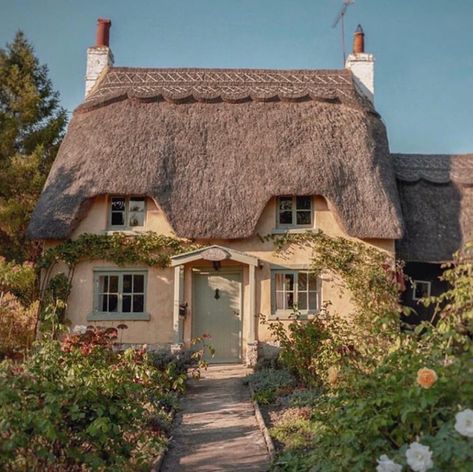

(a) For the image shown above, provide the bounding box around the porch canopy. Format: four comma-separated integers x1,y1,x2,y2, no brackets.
170,245,259,347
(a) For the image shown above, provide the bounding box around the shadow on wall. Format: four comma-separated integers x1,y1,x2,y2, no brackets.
27,163,99,240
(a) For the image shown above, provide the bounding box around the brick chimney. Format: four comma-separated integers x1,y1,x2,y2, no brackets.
345,25,375,104
85,18,114,97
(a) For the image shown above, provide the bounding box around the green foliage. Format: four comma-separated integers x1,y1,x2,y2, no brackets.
0,327,187,471
286,389,321,408
38,232,199,270
262,231,405,388
0,256,36,305
270,408,314,451
272,349,473,471
267,238,473,472
424,241,473,346
0,258,37,357
39,272,71,338
245,368,295,404
267,230,403,350
0,31,67,261
262,308,361,388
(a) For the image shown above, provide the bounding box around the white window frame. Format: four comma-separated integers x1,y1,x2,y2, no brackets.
276,196,313,229
108,196,147,230
412,280,431,301
271,269,321,317
88,269,149,321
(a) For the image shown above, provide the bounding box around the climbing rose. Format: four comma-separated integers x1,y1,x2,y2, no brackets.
376,455,402,472
455,409,473,437
72,325,87,334
416,368,438,389
405,442,433,472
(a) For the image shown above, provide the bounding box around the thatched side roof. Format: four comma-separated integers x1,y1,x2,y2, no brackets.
27,67,404,241
394,153,473,262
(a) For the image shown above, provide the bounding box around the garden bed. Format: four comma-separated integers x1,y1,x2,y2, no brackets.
0,327,204,472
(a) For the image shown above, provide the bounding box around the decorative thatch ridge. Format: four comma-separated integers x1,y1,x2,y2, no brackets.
394,154,473,262
79,67,371,111
27,67,403,241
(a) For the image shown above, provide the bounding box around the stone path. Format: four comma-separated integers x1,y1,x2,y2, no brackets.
161,364,270,472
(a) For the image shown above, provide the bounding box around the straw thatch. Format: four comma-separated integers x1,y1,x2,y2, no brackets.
394,153,473,262
27,67,403,241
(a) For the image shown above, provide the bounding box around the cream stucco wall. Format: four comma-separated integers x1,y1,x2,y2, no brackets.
46,195,394,356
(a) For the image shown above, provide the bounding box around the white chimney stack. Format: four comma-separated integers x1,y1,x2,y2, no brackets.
85,18,114,97
345,25,374,104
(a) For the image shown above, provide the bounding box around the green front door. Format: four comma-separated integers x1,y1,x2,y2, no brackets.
193,269,242,363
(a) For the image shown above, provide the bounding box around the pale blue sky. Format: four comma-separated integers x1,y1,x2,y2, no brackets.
2,0,472,153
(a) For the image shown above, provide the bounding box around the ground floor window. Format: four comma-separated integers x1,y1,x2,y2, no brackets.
412,280,431,301
271,270,321,316
92,270,147,319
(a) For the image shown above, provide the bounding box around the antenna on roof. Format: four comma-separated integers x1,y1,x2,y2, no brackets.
332,0,355,65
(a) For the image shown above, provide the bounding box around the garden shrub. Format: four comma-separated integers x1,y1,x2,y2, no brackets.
269,240,473,472
0,293,37,359
0,258,37,358
272,348,473,471
245,368,296,404
286,389,321,408
270,407,314,451
0,326,187,471
262,231,405,388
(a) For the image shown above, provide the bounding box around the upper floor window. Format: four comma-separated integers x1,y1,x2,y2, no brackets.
277,196,312,228
271,270,321,316
109,196,145,229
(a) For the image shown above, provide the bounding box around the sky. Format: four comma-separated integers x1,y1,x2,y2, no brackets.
1,0,472,154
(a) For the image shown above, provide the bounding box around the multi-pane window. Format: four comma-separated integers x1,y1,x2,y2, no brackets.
272,270,320,314
95,271,146,315
110,197,145,228
412,280,431,301
277,196,312,227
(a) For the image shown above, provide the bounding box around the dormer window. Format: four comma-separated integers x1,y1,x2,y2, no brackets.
277,196,312,227
109,196,145,229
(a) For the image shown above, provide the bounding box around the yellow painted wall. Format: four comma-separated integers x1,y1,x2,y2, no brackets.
47,195,394,353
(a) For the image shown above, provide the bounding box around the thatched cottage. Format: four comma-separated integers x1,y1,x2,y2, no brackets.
28,19,473,363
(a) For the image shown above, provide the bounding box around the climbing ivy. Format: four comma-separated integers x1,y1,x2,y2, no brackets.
262,230,406,360
35,232,199,335
37,232,199,270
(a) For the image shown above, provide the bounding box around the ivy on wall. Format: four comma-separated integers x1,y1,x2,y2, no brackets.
262,230,407,360
35,232,200,334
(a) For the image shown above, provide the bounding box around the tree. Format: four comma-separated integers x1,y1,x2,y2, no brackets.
0,31,67,262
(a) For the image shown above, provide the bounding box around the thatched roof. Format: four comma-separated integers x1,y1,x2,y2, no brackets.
394,153,473,262
28,67,404,241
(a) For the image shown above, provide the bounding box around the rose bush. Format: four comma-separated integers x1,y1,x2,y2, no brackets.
267,235,473,471
0,327,189,471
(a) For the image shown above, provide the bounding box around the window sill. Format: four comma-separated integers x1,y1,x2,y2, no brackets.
87,312,150,321
103,229,146,235
271,228,316,235
269,311,318,321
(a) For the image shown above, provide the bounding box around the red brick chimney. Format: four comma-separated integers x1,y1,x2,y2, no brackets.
85,18,114,97
353,24,365,54
96,18,112,47
345,25,374,104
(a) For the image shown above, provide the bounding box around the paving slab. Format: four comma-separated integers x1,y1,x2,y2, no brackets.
161,364,270,472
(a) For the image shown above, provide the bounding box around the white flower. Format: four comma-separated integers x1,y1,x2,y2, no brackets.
455,409,473,438
376,454,403,472
405,442,433,472
72,325,87,334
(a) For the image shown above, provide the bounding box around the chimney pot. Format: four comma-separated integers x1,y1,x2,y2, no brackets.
353,24,365,54
96,18,112,47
